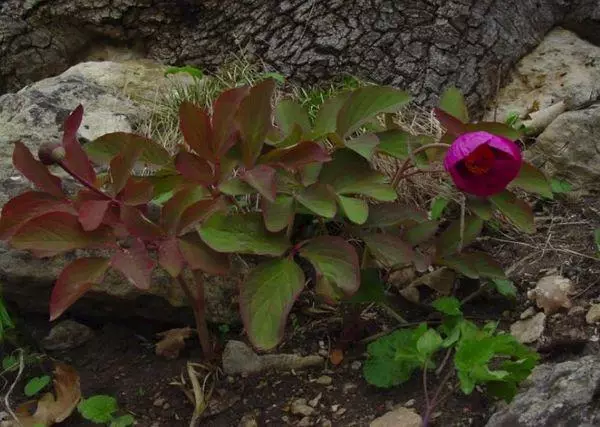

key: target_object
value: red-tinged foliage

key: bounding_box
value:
[433,107,468,137]
[109,142,143,195]
[118,178,154,206]
[77,199,111,231]
[61,105,97,184]
[10,212,114,254]
[161,186,204,235]
[110,238,155,290]
[211,86,251,157]
[50,257,111,320]
[158,238,185,277]
[175,151,215,185]
[0,191,75,239]
[241,165,277,202]
[120,205,164,240]
[178,232,230,275]
[260,141,331,170]
[12,142,65,198]
[177,197,228,234]
[179,102,213,161]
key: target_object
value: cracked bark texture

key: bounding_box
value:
[1,0,598,112]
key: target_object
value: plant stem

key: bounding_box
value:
[422,366,455,427]
[391,143,450,188]
[177,273,213,359]
[57,160,115,201]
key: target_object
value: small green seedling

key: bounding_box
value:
[78,395,135,426]
[24,375,51,397]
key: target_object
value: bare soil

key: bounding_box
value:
[3,193,600,427]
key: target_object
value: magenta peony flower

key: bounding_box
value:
[443,131,522,197]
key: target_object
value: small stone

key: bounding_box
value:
[291,399,315,417]
[239,413,259,427]
[342,383,357,394]
[510,312,546,344]
[370,407,423,427]
[350,361,362,370]
[586,304,600,324]
[520,307,537,319]
[42,320,94,351]
[321,420,332,427]
[163,403,170,410]
[527,275,573,314]
[334,407,346,416]
[315,375,332,385]
[308,393,322,407]
[404,399,415,407]
[331,404,340,413]
[153,398,165,407]
[298,416,312,427]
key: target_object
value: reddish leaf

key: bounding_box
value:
[10,212,113,254]
[109,142,142,195]
[177,197,228,234]
[161,186,207,235]
[174,151,215,185]
[12,142,64,198]
[120,205,164,239]
[158,238,185,277]
[50,257,110,320]
[433,108,468,137]
[178,232,231,275]
[0,191,74,239]
[241,165,277,202]
[179,102,213,160]
[61,105,96,184]
[78,199,111,231]
[237,79,276,167]
[85,132,171,166]
[212,86,251,157]
[259,141,331,170]
[119,178,154,206]
[261,194,294,232]
[111,238,155,290]
[362,233,416,268]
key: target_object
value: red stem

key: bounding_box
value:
[57,160,115,201]
[177,272,213,359]
[391,143,450,188]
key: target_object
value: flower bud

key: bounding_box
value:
[38,143,66,165]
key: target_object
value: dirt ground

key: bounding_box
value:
[3,192,600,427]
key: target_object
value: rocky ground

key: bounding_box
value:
[2,25,600,427]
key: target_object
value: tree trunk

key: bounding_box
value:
[0,0,597,112]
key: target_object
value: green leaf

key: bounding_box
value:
[241,259,305,350]
[24,375,51,397]
[493,279,518,298]
[376,129,410,159]
[363,325,426,388]
[347,268,388,304]
[337,196,369,225]
[435,215,484,257]
[295,184,337,218]
[275,99,311,136]
[417,329,443,360]
[164,65,203,79]
[403,220,439,246]
[319,149,397,201]
[489,191,535,234]
[110,414,136,427]
[468,197,494,220]
[241,165,277,202]
[439,87,469,123]
[262,194,295,233]
[550,177,573,194]
[365,203,427,228]
[2,356,18,371]
[344,133,379,160]
[237,79,276,167]
[511,162,553,198]
[261,72,286,83]
[312,92,352,139]
[178,232,230,275]
[78,395,119,423]
[85,133,171,166]
[363,233,415,268]
[430,196,449,220]
[432,296,462,316]
[218,177,256,196]
[198,212,290,256]
[337,86,411,137]
[299,236,360,294]
[440,251,505,280]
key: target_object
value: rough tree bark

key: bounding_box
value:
[0,0,598,112]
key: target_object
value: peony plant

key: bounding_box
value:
[0,82,551,357]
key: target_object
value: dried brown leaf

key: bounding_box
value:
[156,327,194,359]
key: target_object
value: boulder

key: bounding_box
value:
[486,355,600,427]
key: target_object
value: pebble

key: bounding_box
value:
[298,416,312,427]
[42,320,94,351]
[520,307,537,319]
[321,420,332,427]
[342,383,357,394]
[153,398,166,407]
[291,399,315,417]
[404,399,415,407]
[334,407,347,417]
[350,361,362,370]
[370,407,423,427]
[331,404,340,413]
[510,312,546,344]
[315,375,332,385]
[238,413,259,427]
[586,303,600,324]
[308,393,322,407]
